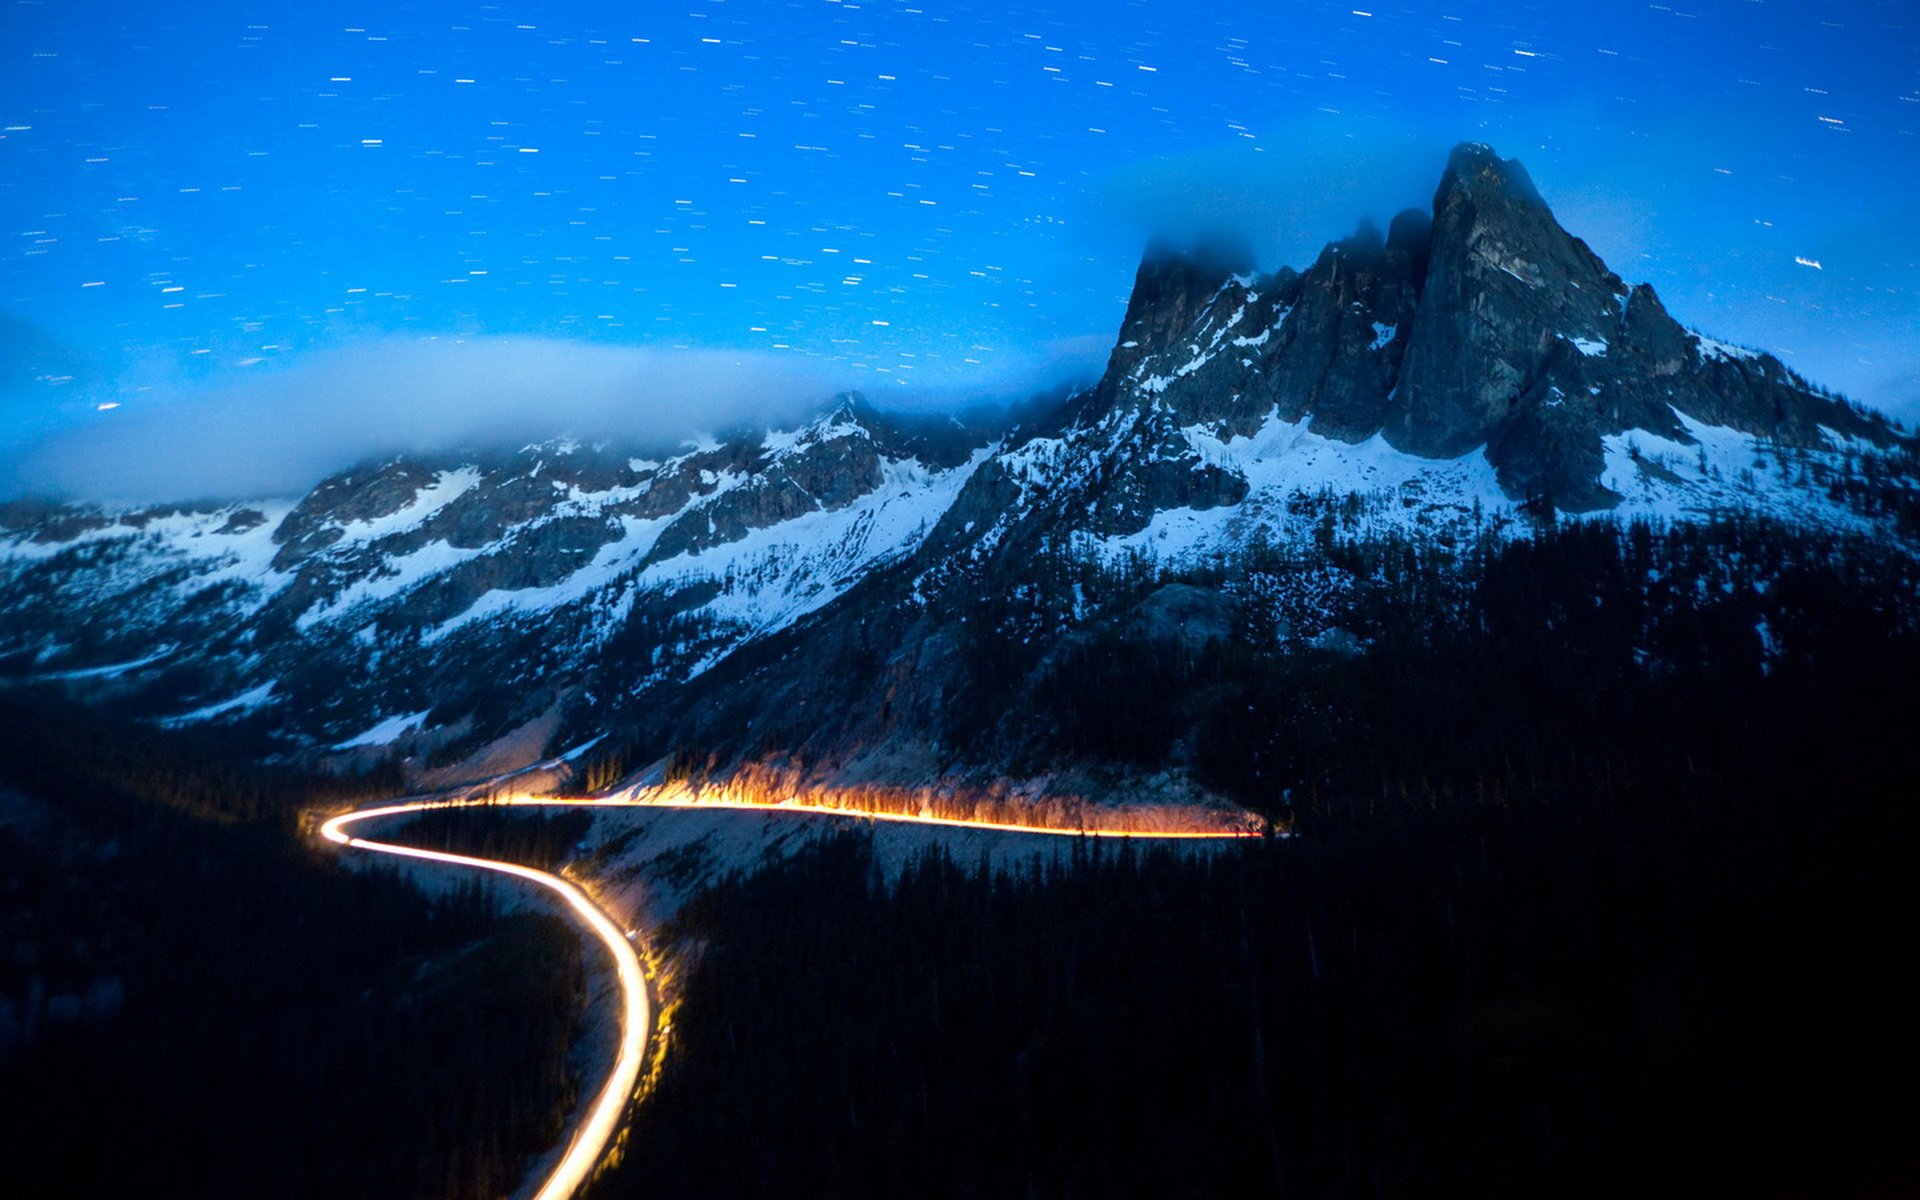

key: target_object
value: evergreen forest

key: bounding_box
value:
[0,694,587,1199]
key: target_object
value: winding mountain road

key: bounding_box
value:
[320,793,1258,1200]
[321,801,650,1200]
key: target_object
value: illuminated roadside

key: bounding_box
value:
[611,791,1262,838]
[423,786,1264,839]
[317,789,1259,1199]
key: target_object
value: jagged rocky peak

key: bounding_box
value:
[1092,140,1908,512]
[1392,141,1628,459]
[1102,231,1260,384]
[805,389,1003,470]
[1435,140,1549,212]
[1252,210,1434,443]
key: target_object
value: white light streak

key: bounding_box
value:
[322,802,650,1200]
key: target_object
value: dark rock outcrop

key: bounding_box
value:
[1100,233,1259,399]
[1392,143,1628,461]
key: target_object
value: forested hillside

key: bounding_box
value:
[591,517,1920,1198]
[0,692,585,1199]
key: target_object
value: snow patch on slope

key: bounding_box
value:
[425,447,992,661]
[166,681,278,725]
[334,710,431,749]
[672,448,995,672]
[1088,412,1513,566]
[422,513,674,642]
[297,539,492,632]
[330,468,482,545]
[0,501,298,666]
[1602,409,1880,532]
[1691,332,1762,364]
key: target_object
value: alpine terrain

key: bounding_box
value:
[6,140,1920,1200]
[3,143,1914,809]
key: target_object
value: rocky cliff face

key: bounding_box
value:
[1395,144,1627,459]
[1,143,1913,788]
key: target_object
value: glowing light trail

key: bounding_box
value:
[318,790,1258,1198]
[606,790,1262,839]
[320,803,650,1200]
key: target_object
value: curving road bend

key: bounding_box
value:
[320,802,649,1200]
[320,794,1259,1199]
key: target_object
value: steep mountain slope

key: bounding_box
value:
[2,143,1913,794]
[0,398,999,764]
[586,143,1917,794]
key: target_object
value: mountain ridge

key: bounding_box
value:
[2,142,1913,799]
[1087,141,1900,511]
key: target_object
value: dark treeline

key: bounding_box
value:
[596,518,1918,1198]
[0,689,585,1199]
[397,805,597,871]
[0,683,403,825]
[998,516,1920,821]
[602,806,1912,1197]
[1190,516,1920,817]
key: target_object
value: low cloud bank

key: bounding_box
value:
[5,339,846,504]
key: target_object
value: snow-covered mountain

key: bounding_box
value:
[3,143,1914,791]
[0,397,1000,769]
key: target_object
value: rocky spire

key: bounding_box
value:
[1388,142,1628,459]
[1085,141,1903,512]
[1098,233,1257,391]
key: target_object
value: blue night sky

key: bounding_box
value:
[2,0,1916,496]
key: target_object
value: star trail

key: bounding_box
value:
[1,0,1915,473]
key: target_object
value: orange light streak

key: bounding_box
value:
[602,790,1262,838]
[317,788,1259,1198]
[614,769,1264,838]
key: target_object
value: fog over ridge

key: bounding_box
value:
[4,338,853,506]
